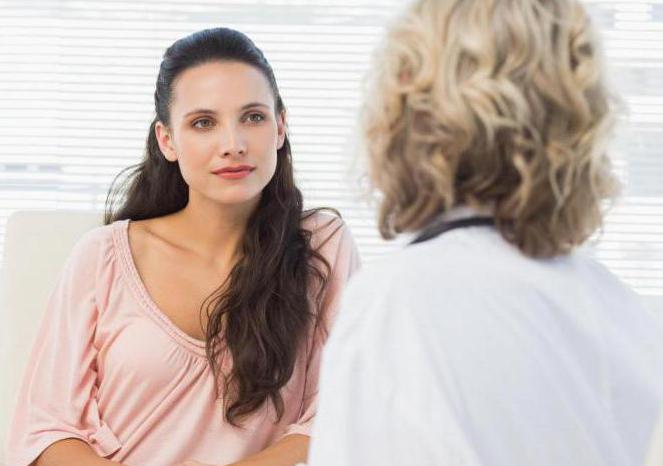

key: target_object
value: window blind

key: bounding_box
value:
[584,0,663,296]
[0,0,661,296]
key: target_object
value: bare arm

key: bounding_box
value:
[228,434,308,466]
[34,438,125,466]
[177,434,309,466]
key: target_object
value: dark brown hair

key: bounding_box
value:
[104,27,338,426]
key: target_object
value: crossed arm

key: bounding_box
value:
[34,434,309,466]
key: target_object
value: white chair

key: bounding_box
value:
[0,210,103,465]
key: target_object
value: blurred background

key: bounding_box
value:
[0,0,661,304]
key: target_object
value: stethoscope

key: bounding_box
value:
[410,216,495,245]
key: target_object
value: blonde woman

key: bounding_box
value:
[308,1,663,465]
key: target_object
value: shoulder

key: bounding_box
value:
[329,232,528,382]
[339,226,548,331]
[341,226,648,338]
[301,209,356,258]
[68,221,119,262]
[347,227,499,290]
[301,210,344,241]
[327,229,541,373]
[300,211,360,316]
[53,221,121,287]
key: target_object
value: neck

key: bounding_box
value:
[170,193,259,267]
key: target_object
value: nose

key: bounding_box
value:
[218,124,247,158]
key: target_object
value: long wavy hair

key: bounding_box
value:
[104,27,337,426]
[363,0,619,257]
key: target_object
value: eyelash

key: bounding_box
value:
[192,118,214,129]
[246,112,266,123]
[192,112,266,129]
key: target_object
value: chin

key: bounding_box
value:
[210,190,263,208]
[190,179,268,209]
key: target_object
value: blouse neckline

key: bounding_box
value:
[113,218,208,357]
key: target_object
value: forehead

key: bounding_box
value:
[170,61,275,115]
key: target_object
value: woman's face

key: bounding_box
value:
[155,60,285,208]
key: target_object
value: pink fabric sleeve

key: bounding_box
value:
[280,218,361,439]
[5,230,121,466]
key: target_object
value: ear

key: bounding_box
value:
[276,110,286,150]
[154,121,178,162]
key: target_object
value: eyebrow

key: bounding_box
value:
[183,102,270,118]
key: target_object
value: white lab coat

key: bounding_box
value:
[309,210,663,466]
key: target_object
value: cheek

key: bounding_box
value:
[260,140,279,180]
[256,125,280,159]
[175,136,212,180]
[176,156,206,186]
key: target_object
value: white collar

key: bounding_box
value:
[437,204,495,223]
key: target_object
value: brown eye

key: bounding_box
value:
[193,118,214,129]
[245,112,266,123]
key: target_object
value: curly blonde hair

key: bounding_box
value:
[363,0,619,257]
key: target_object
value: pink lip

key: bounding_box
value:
[212,165,255,180]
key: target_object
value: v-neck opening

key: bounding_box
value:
[113,219,208,357]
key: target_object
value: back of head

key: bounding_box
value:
[364,0,619,258]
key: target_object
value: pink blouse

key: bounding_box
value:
[6,213,359,466]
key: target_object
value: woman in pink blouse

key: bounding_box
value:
[6,28,359,466]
